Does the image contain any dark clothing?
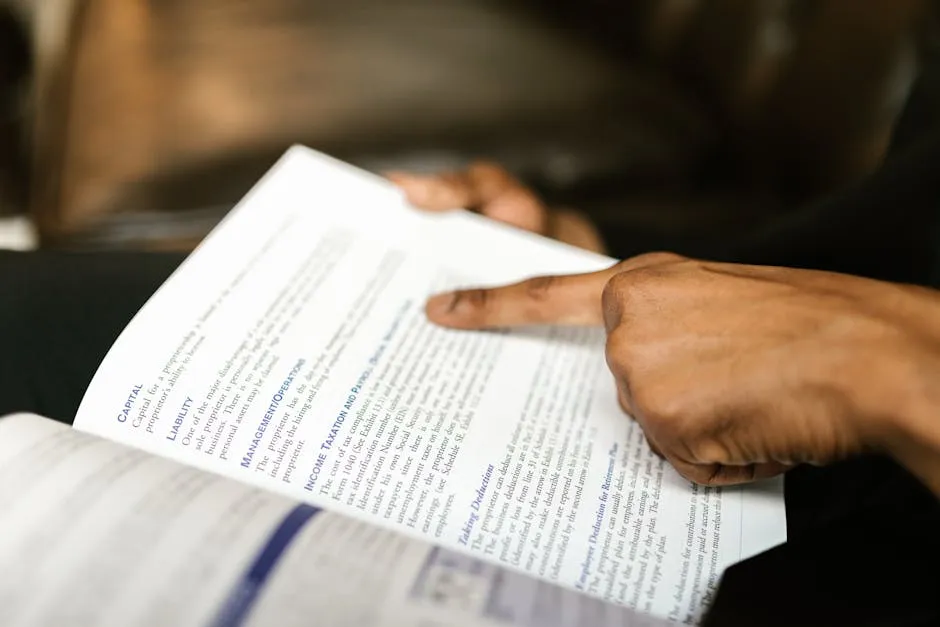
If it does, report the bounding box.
[598,43,940,289]
[705,460,940,627]
[704,50,940,625]
[0,251,185,423]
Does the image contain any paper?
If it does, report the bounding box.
[75,146,786,622]
[0,414,669,627]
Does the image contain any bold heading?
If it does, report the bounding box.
[116,384,144,423]
[241,358,306,469]
[458,464,494,546]
[304,341,388,492]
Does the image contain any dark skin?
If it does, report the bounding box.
[387,164,606,253]
[391,165,940,495]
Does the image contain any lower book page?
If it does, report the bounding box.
[74,147,786,624]
[0,414,669,627]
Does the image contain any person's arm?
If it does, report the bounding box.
[888,335,940,496]
[423,254,940,495]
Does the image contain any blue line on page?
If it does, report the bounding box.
[210,504,320,627]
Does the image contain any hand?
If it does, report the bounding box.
[425,253,940,489]
[387,162,606,253]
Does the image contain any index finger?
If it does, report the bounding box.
[425,265,621,329]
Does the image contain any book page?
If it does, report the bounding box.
[75,146,786,623]
[0,413,669,627]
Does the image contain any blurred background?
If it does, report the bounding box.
[0,0,938,252]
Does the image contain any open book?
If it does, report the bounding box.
[0,147,786,627]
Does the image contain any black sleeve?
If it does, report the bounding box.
[715,130,940,286]
[596,48,940,288]
[703,458,940,627]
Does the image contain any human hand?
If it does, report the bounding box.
[387,162,606,253]
[425,253,940,488]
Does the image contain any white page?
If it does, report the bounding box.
[0,413,671,627]
[75,146,786,623]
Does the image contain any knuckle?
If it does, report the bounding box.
[523,275,556,302]
[632,384,686,436]
[618,266,665,292]
[617,390,633,415]
[468,161,513,185]
[605,319,653,369]
[604,327,635,376]
[501,185,540,205]
[469,160,507,175]
[439,170,464,187]
[486,189,547,233]
[601,275,628,329]
[692,440,733,466]
[603,268,659,315]
[450,288,491,324]
[464,288,490,313]
[629,251,686,267]
[670,459,713,486]
[629,384,662,420]
[601,275,623,312]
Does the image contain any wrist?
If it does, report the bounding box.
[874,333,940,495]
[889,352,940,495]
[830,282,940,494]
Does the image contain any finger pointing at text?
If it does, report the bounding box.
[425,252,683,329]
[423,252,926,488]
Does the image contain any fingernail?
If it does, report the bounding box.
[426,292,458,319]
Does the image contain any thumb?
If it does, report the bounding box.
[426,265,620,329]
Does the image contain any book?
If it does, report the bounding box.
[0,146,786,626]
